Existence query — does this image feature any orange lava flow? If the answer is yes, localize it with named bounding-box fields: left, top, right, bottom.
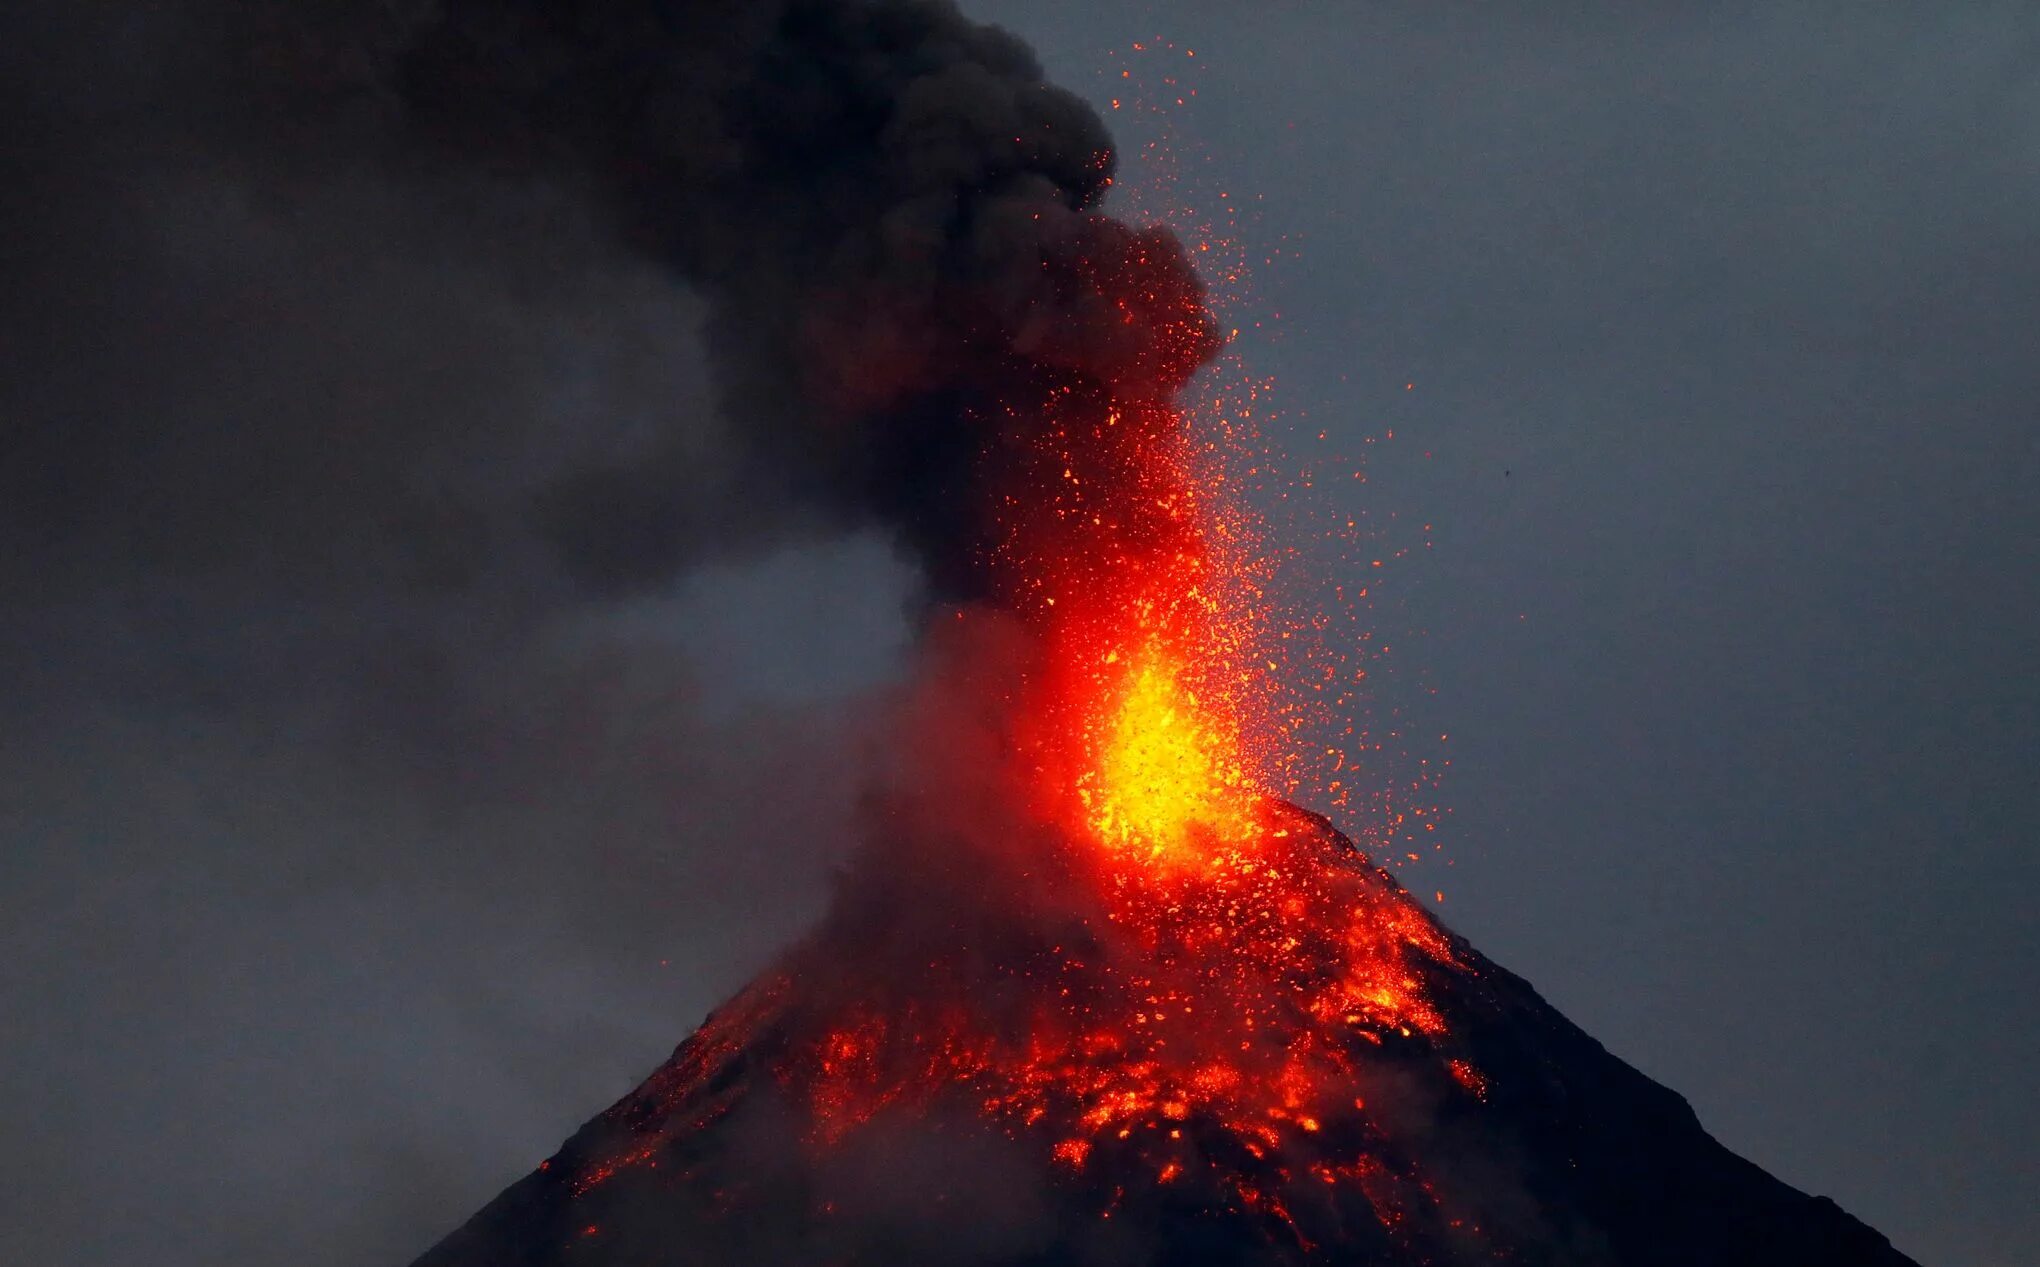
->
left=783, top=805, right=1465, bottom=1149
left=595, top=796, right=1478, bottom=1247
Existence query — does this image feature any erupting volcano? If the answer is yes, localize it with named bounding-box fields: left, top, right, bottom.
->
left=400, top=3, right=1918, bottom=1264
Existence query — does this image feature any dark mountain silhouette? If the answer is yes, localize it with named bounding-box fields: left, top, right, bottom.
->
left=409, top=803, right=1918, bottom=1267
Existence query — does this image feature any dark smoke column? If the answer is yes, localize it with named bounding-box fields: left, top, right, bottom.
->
left=403, top=0, right=1219, bottom=601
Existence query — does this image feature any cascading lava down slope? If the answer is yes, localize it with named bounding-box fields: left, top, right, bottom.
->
left=412, top=799, right=1917, bottom=1267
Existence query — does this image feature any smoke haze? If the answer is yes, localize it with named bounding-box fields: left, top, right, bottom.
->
left=2, top=3, right=2033, bottom=1266
left=0, top=3, right=914, bottom=1263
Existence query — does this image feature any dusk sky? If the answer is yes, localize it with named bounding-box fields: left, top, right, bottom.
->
left=2, top=4, right=2034, bottom=1266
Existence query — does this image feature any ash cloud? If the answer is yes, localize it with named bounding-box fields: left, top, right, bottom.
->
left=394, top=0, right=1221, bottom=599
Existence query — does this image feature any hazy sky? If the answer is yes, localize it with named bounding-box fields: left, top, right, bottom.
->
left=2, top=3, right=2034, bottom=1266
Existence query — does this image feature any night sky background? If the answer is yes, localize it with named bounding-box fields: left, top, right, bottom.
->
left=2, top=3, right=2034, bottom=1266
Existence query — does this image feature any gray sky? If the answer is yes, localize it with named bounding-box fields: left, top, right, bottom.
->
left=2, top=3, right=2034, bottom=1266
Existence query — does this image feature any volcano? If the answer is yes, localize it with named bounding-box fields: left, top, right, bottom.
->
left=386, top=6, right=1921, bottom=1263
left=408, top=801, right=1916, bottom=1267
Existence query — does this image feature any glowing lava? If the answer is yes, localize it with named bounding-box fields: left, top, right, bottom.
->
left=1078, top=641, right=1254, bottom=857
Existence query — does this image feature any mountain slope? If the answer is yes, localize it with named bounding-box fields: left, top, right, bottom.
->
left=410, top=804, right=1917, bottom=1267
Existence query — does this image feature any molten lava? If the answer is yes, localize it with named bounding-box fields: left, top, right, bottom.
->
left=545, top=793, right=1484, bottom=1259
left=1077, top=642, right=1255, bottom=857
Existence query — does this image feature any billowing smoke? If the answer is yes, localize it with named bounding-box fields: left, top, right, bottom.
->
left=0, top=3, right=1222, bottom=1263
left=2, top=1, right=1154, bottom=1263
left=394, top=0, right=1221, bottom=600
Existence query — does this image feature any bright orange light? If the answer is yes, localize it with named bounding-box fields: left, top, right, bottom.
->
left=1078, top=641, right=1256, bottom=857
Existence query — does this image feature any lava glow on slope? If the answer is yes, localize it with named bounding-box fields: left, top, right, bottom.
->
left=580, top=795, right=1482, bottom=1254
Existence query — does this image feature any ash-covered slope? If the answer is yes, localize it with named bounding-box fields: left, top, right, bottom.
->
left=409, top=804, right=1916, bottom=1267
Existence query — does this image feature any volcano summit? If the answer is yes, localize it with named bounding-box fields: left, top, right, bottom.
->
left=410, top=802, right=1916, bottom=1267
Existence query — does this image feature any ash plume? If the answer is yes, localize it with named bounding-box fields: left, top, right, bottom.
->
left=393, top=0, right=1222, bottom=599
